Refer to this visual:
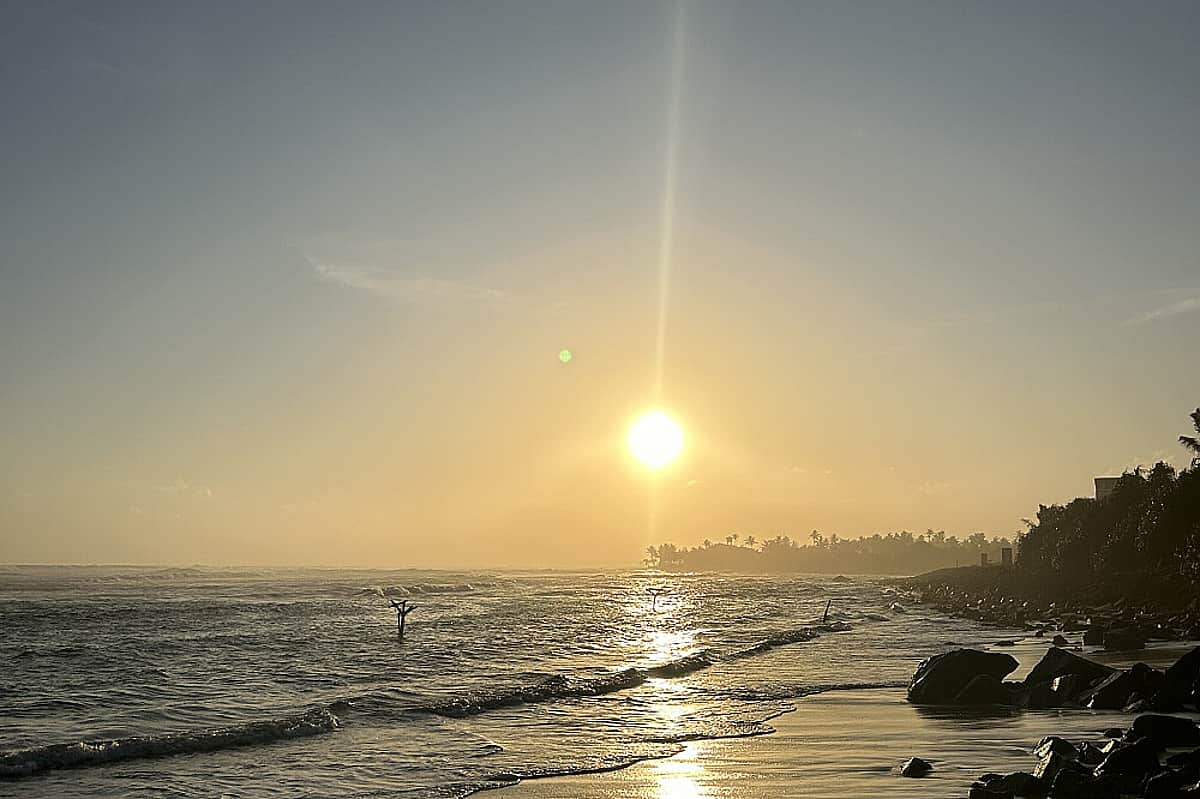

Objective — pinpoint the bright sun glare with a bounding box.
[628,411,684,469]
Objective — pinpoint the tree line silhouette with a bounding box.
[646,407,1200,580]
[645,529,1014,575]
[1017,407,1200,585]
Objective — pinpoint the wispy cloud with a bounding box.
[153,479,213,499]
[301,253,510,306]
[916,480,952,496]
[1122,297,1200,327]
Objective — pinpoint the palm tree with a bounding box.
[1181,407,1200,466]
[745,535,757,549]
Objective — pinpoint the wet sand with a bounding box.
[503,640,1198,799]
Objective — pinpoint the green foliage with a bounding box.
[1017,408,1200,584]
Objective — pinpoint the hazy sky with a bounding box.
[2,1,1199,567]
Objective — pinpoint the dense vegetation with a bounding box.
[648,408,1200,580]
[1017,407,1200,585]
[645,530,1014,576]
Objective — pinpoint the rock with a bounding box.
[969,786,1007,799]
[1131,662,1167,696]
[899,756,933,777]
[955,674,1014,705]
[1083,626,1106,646]
[1103,628,1147,650]
[1077,741,1106,766]
[1146,767,1196,799]
[1079,670,1139,710]
[1034,736,1077,759]
[1050,673,1088,704]
[1165,747,1200,768]
[1132,713,1200,747]
[1033,750,1077,783]
[996,640,1016,647]
[1035,628,1046,638]
[1102,727,1124,738]
[987,771,1045,796]
[1018,680,1059,709]
[1083,665,1164,714]
[1094,738,1162,792]
[831,575,851,582]
[908,649,1019,704]
[1165,646,1200,704]
[1049,769,1118,799]
[1051,634,1070,647]
[1024,647,1115,688]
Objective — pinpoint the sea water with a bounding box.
[0,567,1015,797]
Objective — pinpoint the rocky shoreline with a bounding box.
[898,566,1200,648]
[905,645,1200,797]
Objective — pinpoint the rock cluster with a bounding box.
[907,646,1200,712]
[907,581,1200,646]
[967,715,1200,798]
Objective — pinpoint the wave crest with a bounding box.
[0,708,338,779]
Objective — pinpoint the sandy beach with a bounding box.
[503,643,1200,799]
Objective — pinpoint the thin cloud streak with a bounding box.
[302,253,510,306]
[1122,297,1200,327]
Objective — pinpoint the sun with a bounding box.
[628,411,684,469]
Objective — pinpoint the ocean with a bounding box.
[0,567,1015,797]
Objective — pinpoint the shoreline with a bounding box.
[496,640,1196,799]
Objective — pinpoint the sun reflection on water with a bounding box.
[653,747,711,799]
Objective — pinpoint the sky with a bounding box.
[2,1,1199,567]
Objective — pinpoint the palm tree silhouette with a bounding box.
[1181,407,1200,466]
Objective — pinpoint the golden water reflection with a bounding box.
[653,746,711,799]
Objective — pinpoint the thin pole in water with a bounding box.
[822,599,832,624]
[389,599,416,638]
[647,587,671,611]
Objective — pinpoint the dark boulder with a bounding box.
[1132,714,1200,748]
[899,756,933,777]
[956,674,1014,706]
[1080,663,1165,711]
[986,771,1046,796]
[908,649,1019,704]
[1017,680,1059,710]
[1095,738,1162,792]
[969,786,1008,799]
[1033,750,1079,784]
[1079,670,1139,710]
[1166,747,1200,768]
[1023,647,1114,689]
[1083,626,1106,646]
[1146,767,1199,799]
[1048,769,1118,799]
[1034,736,1076,759]
[1077,741,1106,766]
[1051,634,1069,647]
[1165,646,1200,704]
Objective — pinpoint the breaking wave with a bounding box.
[0,708,338,779]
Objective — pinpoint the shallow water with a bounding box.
[0,567,1024,797]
